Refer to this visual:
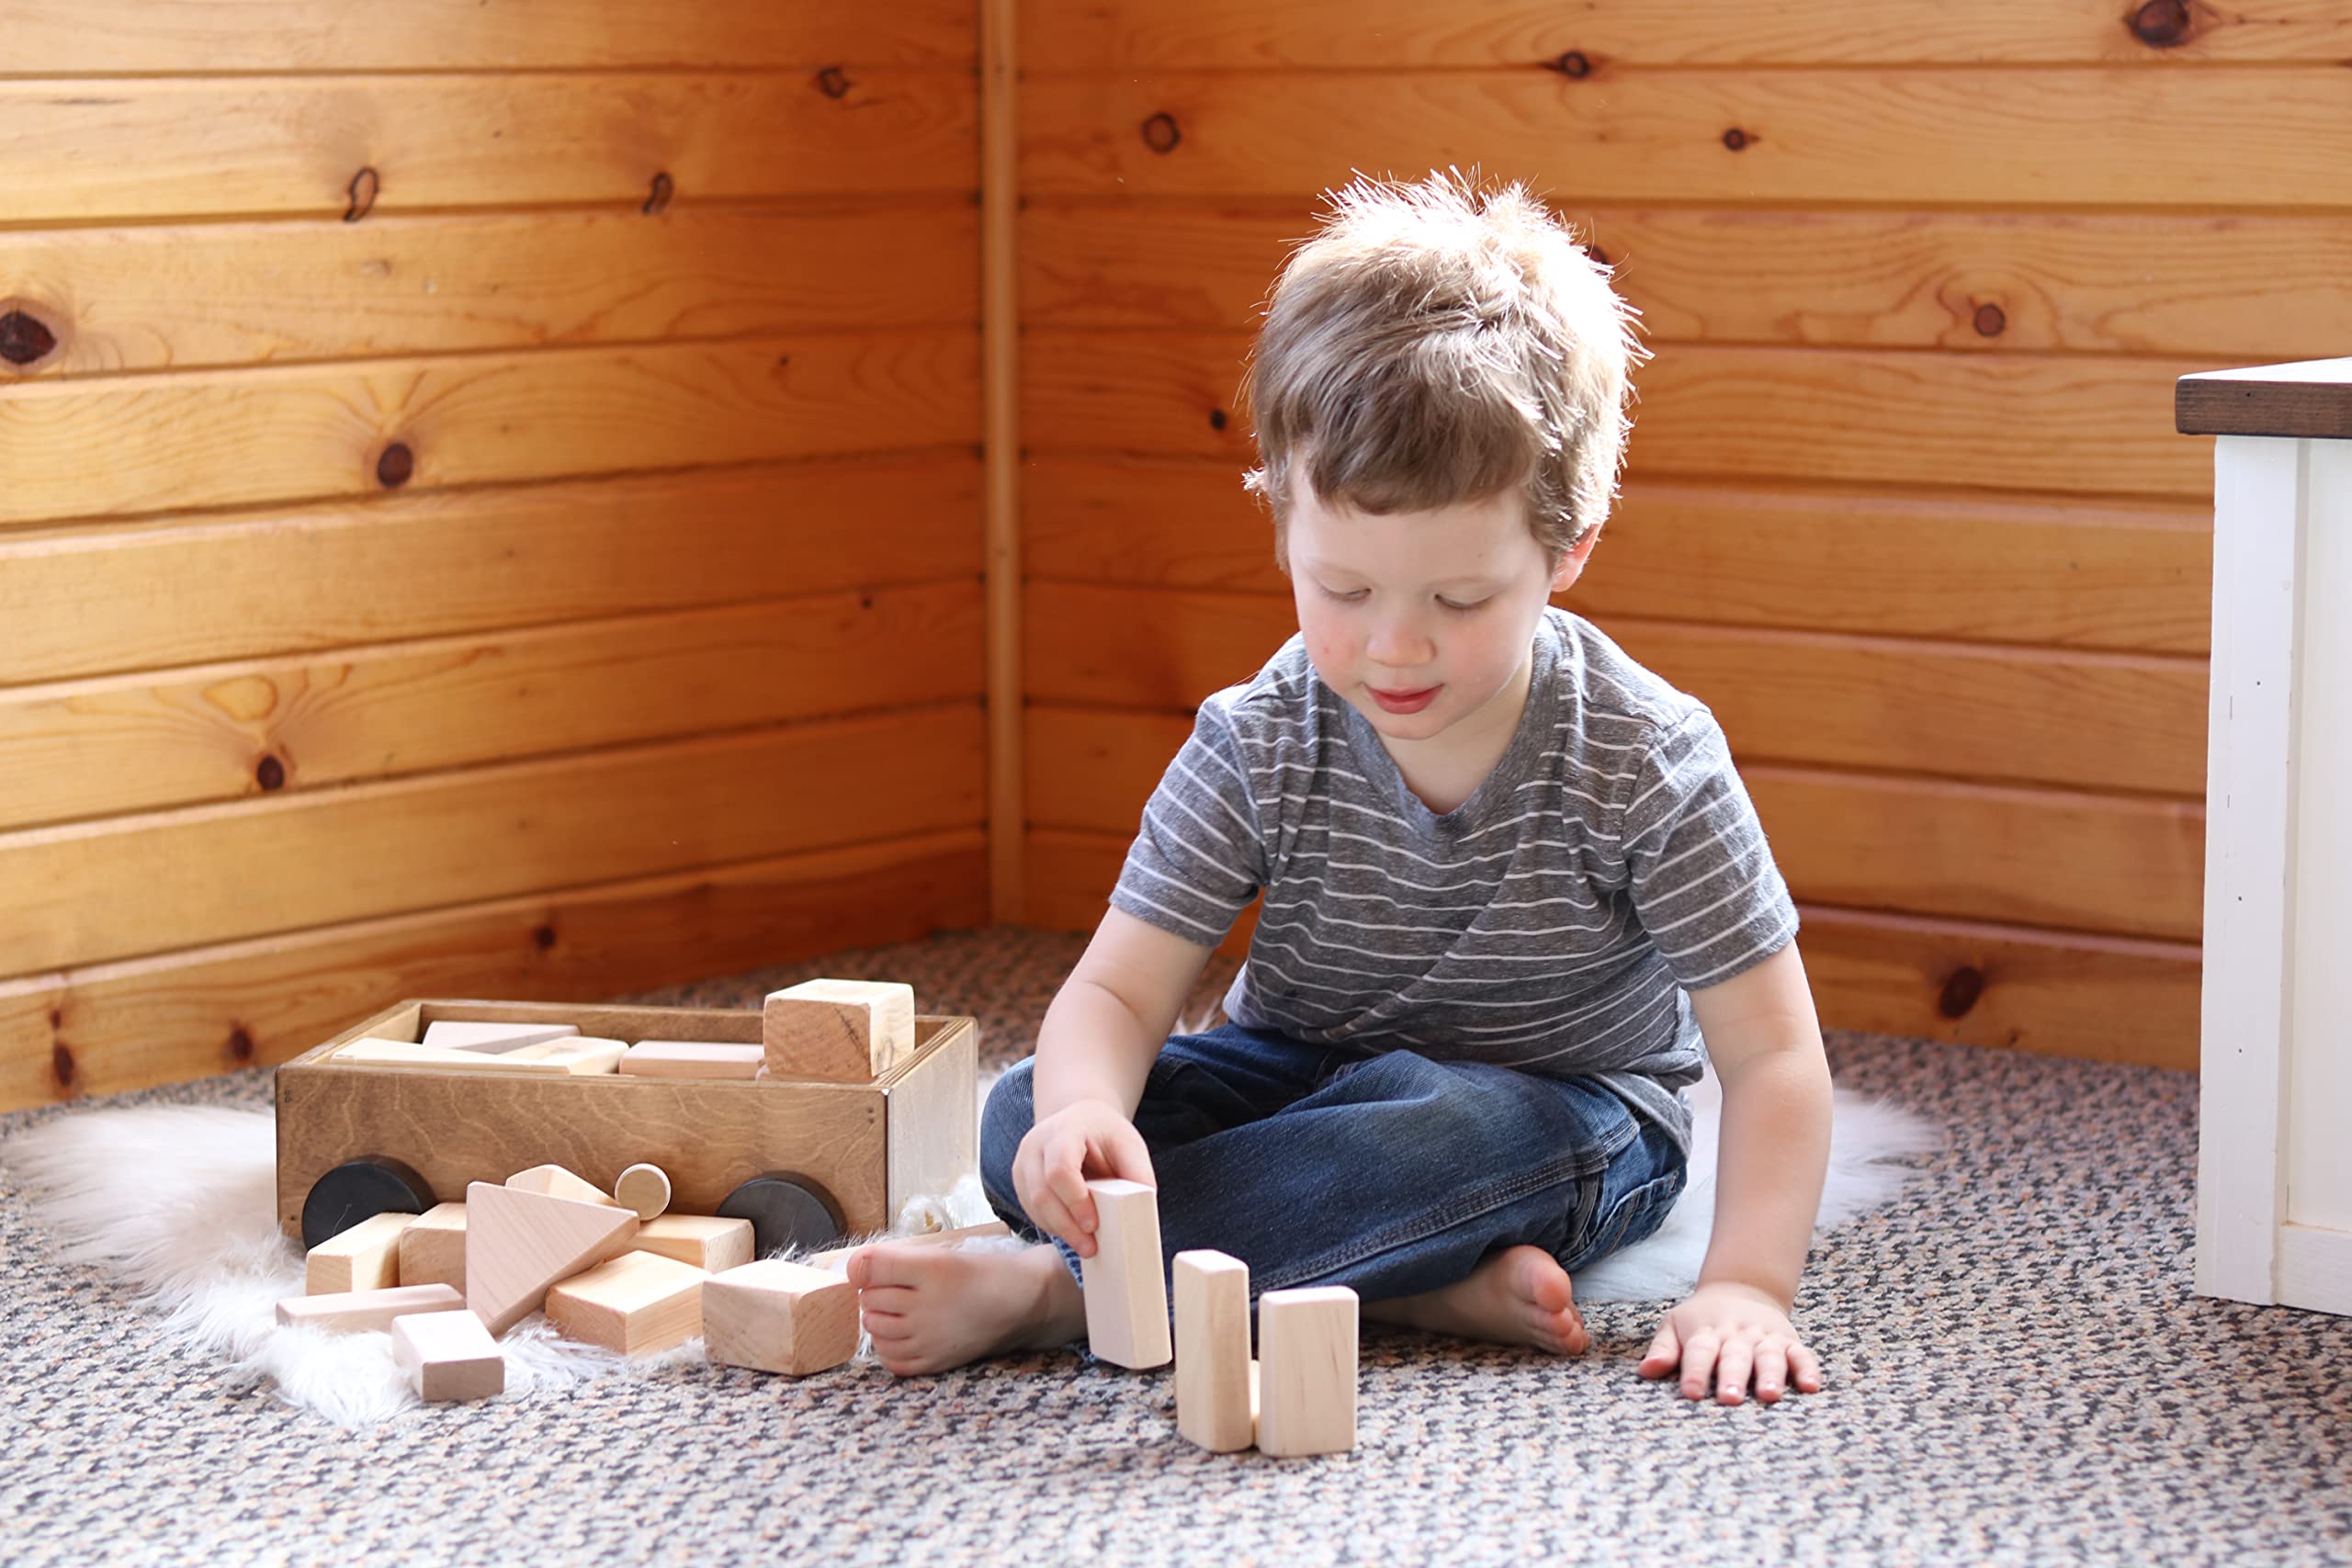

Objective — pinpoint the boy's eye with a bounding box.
[1320,586,1369,603]
[1438,597,1490,614]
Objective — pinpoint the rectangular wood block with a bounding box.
[391,1309,505,1402]
[632,1214,755,1273]
[506,1163,618,1206]
[1079,1178,1171,1370]
[397,1201,468,1291]
[276,1282,463,1334]
[763,978,915,1083]
[543,1249,707,1354]
[1173,1249,1254,1451]
[304,1209,413,1294]
[333,1036,627,1075]
[421,1021,580,1054]
[619,1041,765,1079]
[1256,1286,1358,1458]
[702,1258,858,1375]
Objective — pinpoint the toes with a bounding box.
[857,1285,922,1315]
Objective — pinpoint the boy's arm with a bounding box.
[1687,941,1832,1305]
[1034,907,1218,1122]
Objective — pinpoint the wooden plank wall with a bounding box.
[0,2,987,1109]
[1013,0,2352,1072]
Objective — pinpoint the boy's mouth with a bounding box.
[1368,684,1440,715]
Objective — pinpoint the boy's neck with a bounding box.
[1376,644,1539,813]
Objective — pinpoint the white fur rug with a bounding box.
[0,1065,1936,1426]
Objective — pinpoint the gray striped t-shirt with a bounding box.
[1110,605,1800,1156]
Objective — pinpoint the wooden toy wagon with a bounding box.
[275,998,978,1258]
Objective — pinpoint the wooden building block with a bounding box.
[632,1214,755,1274]
[398,1201,468,1291]
[464,1180,640,1337]
[615,1163,672,1221]
[618,1041,765,1079]
[1078,1179,1171,1370]
[543,1250,707,1355]
[391,1309,504,1402]
[334,1036,627,1075]
[1173,1249,1255,1451]
[421,1021,579,1054]
[1256,1286,1359,1457]
[762,979,915,1083]
[305,1209,414,1294]
[505,1164,618,1207]
[702,1258,857,1375]
[276,1282,463,1334]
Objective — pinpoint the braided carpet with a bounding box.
[3,926,2346,1567]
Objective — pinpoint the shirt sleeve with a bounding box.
[1107,702,1269,947]
[1620,708,1800,990]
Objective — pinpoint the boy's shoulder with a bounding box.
[1195,632,1325,741]
[1543,607,1708,741]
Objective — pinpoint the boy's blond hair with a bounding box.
[1238,168,1647,567]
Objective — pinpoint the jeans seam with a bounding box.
[1250,1114,1636,1297]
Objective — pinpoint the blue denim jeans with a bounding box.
[978,1021,1688,1308]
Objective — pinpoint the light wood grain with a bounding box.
[1020,827,2204,1067]
[508,1165,620,1205]
[0,204,977,380]
[277,1282,464,1334]
[619,1043,765,1080]
[0,704,983,977]
[2,333,980,527]
[544,1250,707,1354]
[763,980,917,1084]
[390,1309,503,1402]
[464,1181,641,1337]
[615,1165,672,1221]
[0,73,976,226]
[420,1021,579,1054]
[1025,458,2211,656]
[703,1258,859,1374]
[1080,1179,1172,1369]
[1019,0,2352,66]
[1023,331,2213,500]
[398,1202,469,1291]
[1174,1250,1254,1452]
[333,1037,628,1076]
[304,1210,413,1294]
[11,0,976,70]
[1020,200,2352,362]
[1255,1286,1357,1457]
[1020,71,2352,209]
[0,455,982,686]
[884,1010,979,1233]
[632,1215,754,1273]
[0,581,985,831]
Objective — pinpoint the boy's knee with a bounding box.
[978,1057,1038,1193]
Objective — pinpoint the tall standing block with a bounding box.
[1173,1249,1253,1451]
[1079,1178,1171,1370]
[1256,1286,1358,1458]
[763,979,915,1083]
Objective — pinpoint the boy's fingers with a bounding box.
[1714,1336,1754,1405]
[1636,1318,1679,1378]
[1753,1342,1790,1404]
[1678,1332,1722,1400]
[1790,1343,1825,1392]
[1107,1122,1158,1187]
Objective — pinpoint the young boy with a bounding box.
[850,171,1833,1406]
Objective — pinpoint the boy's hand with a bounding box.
[1012,1099,1156,1258]
[1637,1280,1823,1405]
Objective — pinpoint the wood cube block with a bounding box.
[1256,1286,1358,1457]
[420,1021,579,1054]
[464,1180,640,1337]
[391,1309,504,1402]
[1174,1250,1254,1451]
[305,1209,414,1295]
[762,979,915,1083]
[618,1041,765,1079]
[505,1164,618,1207]
[615,1163,672,1221]
[543,1250,707,1355]
[277,1282,463,1334]
[702,1258,857,1375]
[398,1201,468,1291]
[1079,1179,1171,1370]
[632,1214,755,1274]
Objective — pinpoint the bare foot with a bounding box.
[846,1240,1087,1376]
[1363,1245,1590,1355]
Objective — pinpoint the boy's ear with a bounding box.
[1551,526,1602,593]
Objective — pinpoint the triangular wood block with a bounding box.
[464,1180,639,1337]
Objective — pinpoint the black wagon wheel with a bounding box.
[300,1156,437,1249]
[718,1174,843,1258]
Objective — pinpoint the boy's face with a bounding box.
[1284,481,1594,752]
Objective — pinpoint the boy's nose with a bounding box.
[1364,617,1435,671]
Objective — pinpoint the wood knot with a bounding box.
[51,1043,75,1089]
[0,309,58,367]
[228,1026,255,1062]
[1973,302,2007,337]
[255,754,287,791]
[345,166,380,223]
[642,172,673,215]
[2127,0,2195,48]
[1721,128,1754,152]
[1937,965,1986,1020]
[814,66,852,99]
[1208,407,1228,432]
[1550,51,1594,78]
[858,593,876,610]
[1141,113,1182,154]
[533,923,559,950]
[377,441,414,489]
